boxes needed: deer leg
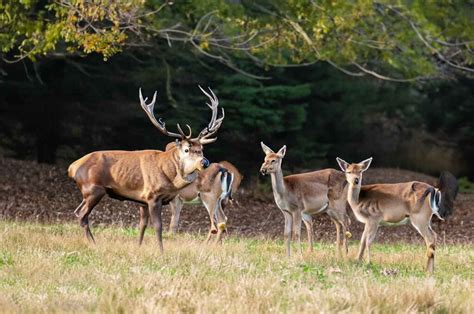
[214,201,228,245]
[78,186,105,244]
[333,211,350,257]
[357,225,368,261]
[292,211,303,255]
[215,228,224,245]
[302,213,313,253]
[138,206,149,246]
[330,217,342,258]
[365,221,379,264]
[215,199,228,235]
[283,211,293,257]
[168,197,183,235]
[341,214,351,256]
[73,199,86,217]
[201,196,217,243]
[148,198,164,253]
[411,215,437,273]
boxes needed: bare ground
[0,157,472,243]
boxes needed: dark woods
[1,1,473,180]
[1,51,473,180]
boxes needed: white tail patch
[213,170,233,222]
[220,171,234,200]
[429,188,444,221]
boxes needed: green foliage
[1,1,473,79]
[458,177,474,193]
[242,1,474,79]
[0,0,145,61]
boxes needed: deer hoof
[217,222,226,231]
[345,231,353,238]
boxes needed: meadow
[0,221,472,313]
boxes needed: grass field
[0,222,472,313]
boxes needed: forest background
[1,0,473,181]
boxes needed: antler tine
[138,88,183,139]
[198,85,218,127]
[195,86,225,142]
[201,107,225,139]
[177,123,192,139]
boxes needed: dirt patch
[0,157,472,244]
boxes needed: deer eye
[184,149,189,153]
[271,160,276,163]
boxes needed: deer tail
[421,186,443,221]
[219,168,234,201]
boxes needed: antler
[139,88,192,140]
[195,85,225,144]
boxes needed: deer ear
[277,145,286,158]
[336,157,349,172]
[359,157,373,172]
[260,142,274,155]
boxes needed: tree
[2,1,473,81]
[237,0,474,81]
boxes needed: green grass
[0,221,472,313]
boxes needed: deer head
[139,86,224,173]
[336,157,373,187]
[259,142,286,175]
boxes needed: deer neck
[270,166,288,209]
[167,149,197,189]
[347,183,361,208]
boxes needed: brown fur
[139,157,242,244]
[260,143,350,257]
[69,139,209,252]
[337,157,452,273]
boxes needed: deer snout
[201,158,210,168]
[260,166,267,175]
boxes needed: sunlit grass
[0,221,472,313]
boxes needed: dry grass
[0,222,472,313]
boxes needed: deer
[138,160,242,244]
[259,142,350,257]
[336,157,458,272]
[68,86,224,252]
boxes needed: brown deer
[336,157,458,272]
[68,86,224,252]
[260,142,350,257]
[138,160,242,244]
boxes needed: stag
[68,86,224,252]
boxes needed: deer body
[68,86,224,252]
[337,157,458,272]
[69,149,198,205]
[260,143,350,257]
[348,182,434,224]
[272,171,338,216]
[165,161,242,243]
